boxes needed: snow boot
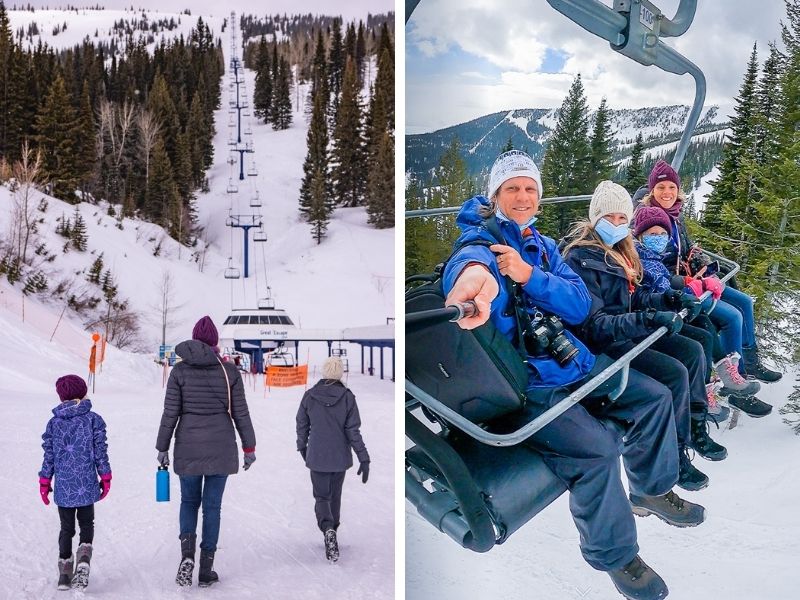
[57,555,74,591]
[726,392,772,418]
[175,533,196,587]
[742,346,782,382]
[713,353,760,395]
[607,554,669,600]
[198,550,219,588]
[324,528,339,563]
[689,417,727,461]
[629,490,706,528]
[704,383,730,422]
[676,448,708,491]
[71,543,92,589]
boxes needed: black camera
[524,315,579,366]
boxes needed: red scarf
[651,197,683,219]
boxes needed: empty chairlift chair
[224,259,240,280]
[244,124,253,136]
[247,164,258,177]
[250,190,262,208]
[226,179,238,194]
[253,229,267,242]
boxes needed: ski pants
[310,470,346,532]
[58,504,94,560]
[516,368,678,571]
[179,475,228,552]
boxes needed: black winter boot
[198,550,219,587]
[71,543,92,589]
[175,533,196,587]
[677,448,709,491]
[689,417,727,461]
[607,555,669,600]
[742,346,782,382]
[324,529,339,563]
[727,393,772,418]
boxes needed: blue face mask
[595,218,630,246]
[496,208,537,231]
[642,234,669,254]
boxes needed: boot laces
[725,359,748,385]
[623,555,648,580]
[664,490,685,512]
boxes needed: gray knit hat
[589,180,633,226]
[322,357,344,380]
[487,150,543,199]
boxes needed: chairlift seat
[253,230,267,242]
[226,181,238,194]
[250,192,262,207]
[257,297,275,309]
[247,165,258,177]
[224,267,241,279]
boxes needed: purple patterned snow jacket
[39,399,111,508]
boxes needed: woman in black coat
[156,316,256,587]
[562,182,726,491]
[296,356,370,563]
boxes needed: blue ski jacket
[442,196,595,390]
[39,399,111,508]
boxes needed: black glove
[299,447,307,461]
[157,451,169,467]
[646,310,684,335]
[243,451,256,471]
[357,461,369,484]
[678,294,702,321]
[662,288,683,308]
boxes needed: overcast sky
[11,1,394,22]
[407,0,787,133]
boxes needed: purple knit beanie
[648,160,681,191]
[633,206,673,237]
[56,375,88,402]
[192,316,218,347]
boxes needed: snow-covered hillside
[0,9,394,599]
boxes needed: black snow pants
[58,504,94,559]
[310,471,346,532]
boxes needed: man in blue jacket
[443,150,700,600]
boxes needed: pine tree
[253,37,273,123]
[356,21,367,85]
[0,2,14,158]
[309,167,330,244]
[87,253,104,284]
[366,130,394,229]
[501,136,514,153]
[70,206,87,251]
[147,72,180,161]
[35,74,80,200]
[299,84,330,221]
[270,57,293,130]
[328,18,344,110]
[702,44,760,231]
[540,74,592,236]
[305,29,329,123]
[75,80,96,195]
[331,57,365,206]
[625,132,647,192]
[146,136,180,226]
[589,97,614,186]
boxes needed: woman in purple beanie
[39,374,112,590]
[635,160,779,416]
[156,315,256,588]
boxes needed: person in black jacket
[156,316,256,587]
[562,181,727,489]
[296,356,369,563]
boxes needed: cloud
[407,0,786,132]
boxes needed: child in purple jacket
[39,375,112,591]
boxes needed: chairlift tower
[226,214,263,279]
[232,141,255,180]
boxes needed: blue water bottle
[156,466,170,502]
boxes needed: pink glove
[39,477,52,505]
[99,472,112,501]
[685,279,704,298]
[703,277,724,300]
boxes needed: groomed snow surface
[407,373,800,599]
[0,9,394,600]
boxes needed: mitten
[99,472,112,501]
[243,451,256,471]
[39,477,52,506]
[645,310,684,335]
[661,288,682,308]
[357,461,370,484]
[678,294,703,321]
[703,276,724,300]
[684,278,704,298]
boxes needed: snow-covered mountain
[406,104,727,182]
